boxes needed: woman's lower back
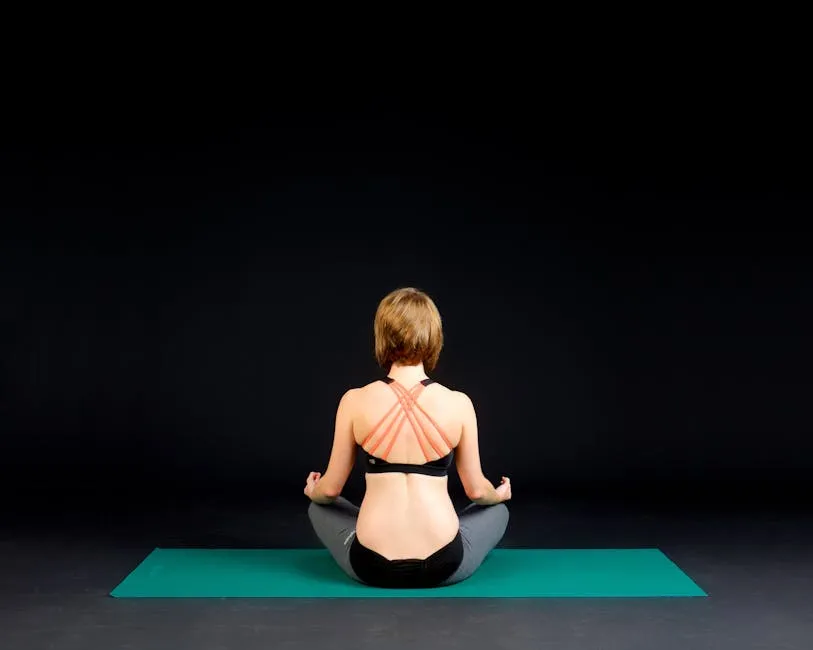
[356,474,460,559]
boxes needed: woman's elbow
[319,482,342,499]
[463,474,490,501]
[464,482,485,501]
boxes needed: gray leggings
[308,497,509,586]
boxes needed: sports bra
[359,377,455,477]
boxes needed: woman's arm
[308,389,358,504]
[454,392,505,506]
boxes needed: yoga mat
[111,548,706,598]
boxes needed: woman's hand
[495,476,512,502]
[304,471,322,500]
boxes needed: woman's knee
[492,502,510,535]
[307,500,326,526]
[479,502,509,527]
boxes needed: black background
[2,62,811,510]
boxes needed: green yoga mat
[111,548,706,598]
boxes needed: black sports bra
[363,449,455,477]
[360,378,455,477]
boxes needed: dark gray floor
[2,495,812,649]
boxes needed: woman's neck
[387,362,428,385]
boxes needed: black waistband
[349,533,463,588]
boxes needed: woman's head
[374,287,443,372]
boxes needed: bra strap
[381,377,434,386]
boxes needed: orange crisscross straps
[360,380,453,462]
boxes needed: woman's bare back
[352,379,465,559]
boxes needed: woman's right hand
[304,471,322,500]
[495,476,512,502]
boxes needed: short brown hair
[374,287,444,372]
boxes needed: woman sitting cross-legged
[305,287,510,588]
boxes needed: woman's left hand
[304,471,322,500]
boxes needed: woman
[305,287,511,588]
